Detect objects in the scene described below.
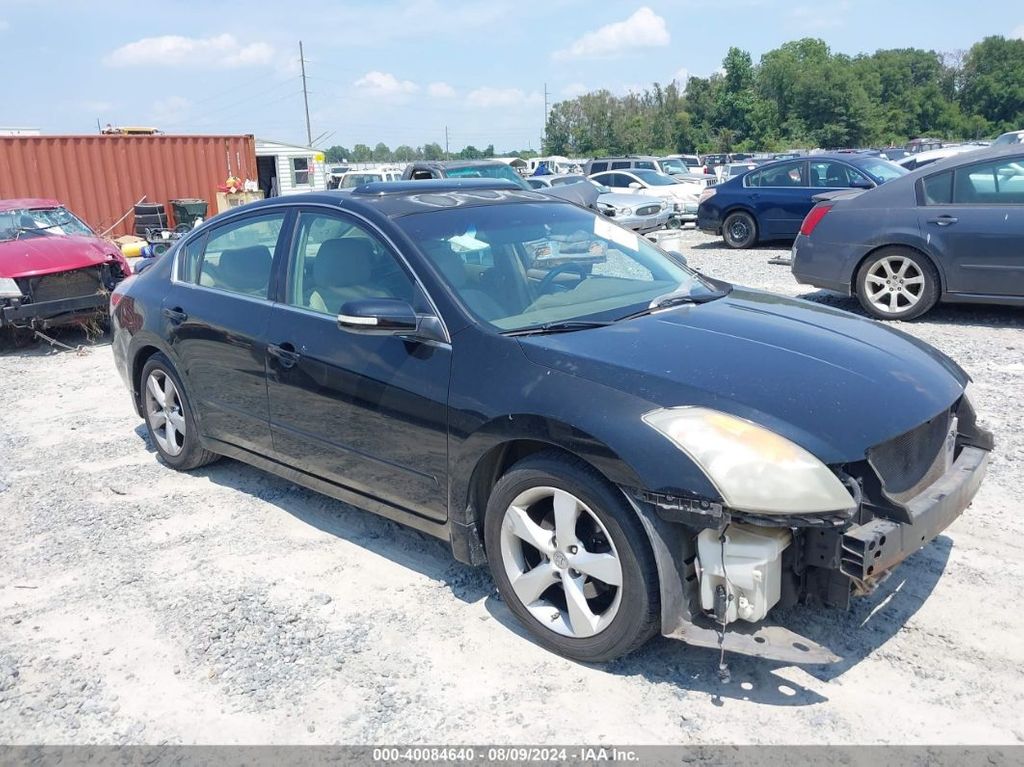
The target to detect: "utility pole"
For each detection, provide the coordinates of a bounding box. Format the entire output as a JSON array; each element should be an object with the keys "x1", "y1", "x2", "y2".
[
  {"x1": 444, "y1": 126, "x2": 450, "y2": 160},
  {"x1": 299, "y1": 41, "x2": 312, "y2": 146},
  {"x1": 542, "y1": 82, "x2": 549, "y2": 153}
]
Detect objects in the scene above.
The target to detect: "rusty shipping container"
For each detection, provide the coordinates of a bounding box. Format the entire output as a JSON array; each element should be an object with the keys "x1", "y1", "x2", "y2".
[{"x1": 0, "y1": 134, "x2": 257, "y2": 236}]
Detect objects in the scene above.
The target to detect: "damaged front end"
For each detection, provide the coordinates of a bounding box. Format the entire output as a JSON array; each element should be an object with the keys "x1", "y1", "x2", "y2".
[
  {"x1": 630, "y1": 391, "x2": 992, "y2": 665},
  {"x1": 0, "y1": 262, "x2": 127, "y2": 331}
]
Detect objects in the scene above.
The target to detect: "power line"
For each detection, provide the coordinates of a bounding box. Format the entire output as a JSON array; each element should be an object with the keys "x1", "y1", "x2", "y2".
[{"x1": 299, "y1": 41, "x2": 312, "y2": 146}]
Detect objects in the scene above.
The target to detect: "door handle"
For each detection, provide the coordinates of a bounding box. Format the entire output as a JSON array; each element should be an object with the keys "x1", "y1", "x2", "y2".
[
  {"x1": 268, "y1": 342, "x2": 301, "y2": 369},
  {"x1": 927, "y1": 215, "x2": 958, "y2": 226},
  {"x1": 162, "y1": 307, "x2": 188, "y2": 324}
]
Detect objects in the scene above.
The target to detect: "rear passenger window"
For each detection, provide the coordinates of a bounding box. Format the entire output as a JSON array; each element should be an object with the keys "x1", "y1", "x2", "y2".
[
  {"x1": 635, "y1": 161, "x2": 656, "y2": 170},
  {"x1": 190, "y1": 213, "x2": 285, "y2": 298},
  {"x1": 921, "y1": 171, "x2": 953, "y2": 205},
  {"x1": 611, "y1": 161, "x2": 630, "y2": 170},
  {"x1": 589, "y1": 162, "x2": 608, "y2": 173}
]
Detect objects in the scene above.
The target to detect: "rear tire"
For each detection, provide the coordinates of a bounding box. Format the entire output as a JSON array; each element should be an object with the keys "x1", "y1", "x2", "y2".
[
  {"x1": 140, "y1": 353, "x2": 220, "y2": 470},
  {"x1": 722, "y1": 211, "x2": 758, "y2": 249},
  {"x1": 483, "y1": 451, "x2": 660, "y2": 663},
  {"x1": 855, "y1": 247, "x2": 939, "y2": 320}
]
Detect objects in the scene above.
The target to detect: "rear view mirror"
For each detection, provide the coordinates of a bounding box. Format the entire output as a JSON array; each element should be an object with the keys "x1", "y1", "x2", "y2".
[
  {"x1": 338, "y1": 298, "x2": 446, "y2": 343},
  {"x1": 668, "y1": 250, "x2": 689, "y2": 267},
  {"x1": 628, "y1": 182, "x2": 643, "y2": 190},
  {"x1": 849, "y1": 178, "x2": 874, "y2": 189}
]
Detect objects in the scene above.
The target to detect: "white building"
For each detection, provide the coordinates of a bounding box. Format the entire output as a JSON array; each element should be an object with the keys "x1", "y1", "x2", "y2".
[{"x1": 255, "y1": 139, "x2": 328, "y2": 197}]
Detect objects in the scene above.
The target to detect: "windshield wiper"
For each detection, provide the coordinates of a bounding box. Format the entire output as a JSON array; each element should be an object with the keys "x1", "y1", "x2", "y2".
[
  {"x1": 502, "y1": 320, "x2": 612, "y2": 337},
  {"x1": 616, "y1": 289, "x2": 729, "y2": 322}
]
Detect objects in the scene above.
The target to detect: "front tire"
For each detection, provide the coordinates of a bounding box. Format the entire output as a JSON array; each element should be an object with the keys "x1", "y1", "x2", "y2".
[
  {"x1": 140, "y1": 353, "x2": 220, "y2": 470},
  {"x1": 483, "y1": 452, "x2": 660, "y2": 663},
  {"x1": 722, "y1": 211, "x2": 758, "y2": 249},
  {"x1": 855, "y1": 247, "x2": 939, "y2": 320}
]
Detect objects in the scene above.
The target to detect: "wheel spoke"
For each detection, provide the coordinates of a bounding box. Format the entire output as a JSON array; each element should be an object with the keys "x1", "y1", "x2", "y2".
[
  {"x1": 879, "y1": 259, "x2": 895, "y2": 278},
  {"x1": 511, "y1": 562, "x2": 558, "y2": 605},
  {"x1": 164, "y1": 419, "x2": 179, "y2": 448},
  {"x1": 163, "y1": 377, "x2": 177, "y2": 409},
  {"x1": 865, "y1": 274, "x2": 886, "y2": 286},
  {"x1": 150, "y1": 411, "x2": 167, "y2": 428},
  {"x1": 903, "y1": 275, "x2": 924, "y2": 285},
  {"x1": 552, "y1": 490, "x2": 579, "y2": 546},
  {"x1": 562, "y1": 573, "x2": 599, "y2": 637},
  {"x1": 505, "y1": 505, "x2": 554, "y2": 554},
  {"x1": 888, "y1": 291, "x2": 899, "y2": 311},
  {"x1": 571, "y1": 550, "x2": 621, "y2": 586},
  {"x1": 167, "y1": 410, "x2": 186, "y2": 433},
  {"x1": 899, "y1": 288, "x2": 919, "y2": 304},
  {"x1": 894, "y1": 259, "x2": 909, "y2": 277},
  {"x1": 147, "y1": 375, "x2": 166, "y2": 407}
]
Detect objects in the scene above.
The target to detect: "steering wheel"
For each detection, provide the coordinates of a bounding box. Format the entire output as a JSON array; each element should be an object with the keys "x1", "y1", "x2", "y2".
[{"x1": 536, "y1": 262, "x2": 589, "y2": 295}]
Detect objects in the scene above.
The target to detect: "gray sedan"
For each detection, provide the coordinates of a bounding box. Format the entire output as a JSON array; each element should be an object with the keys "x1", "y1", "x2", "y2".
[{"x1": 791, "y1": 145, "x2": 1024, "y2": 320}]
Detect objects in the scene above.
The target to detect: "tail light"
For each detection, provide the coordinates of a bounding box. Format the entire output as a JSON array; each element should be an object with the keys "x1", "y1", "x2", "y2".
[
  {"x1": 800, "y1": 204, "x2": 832, "y2": 236},
  {"x1": 699, "y1": 187, "x2": 717, "y2": 204}
]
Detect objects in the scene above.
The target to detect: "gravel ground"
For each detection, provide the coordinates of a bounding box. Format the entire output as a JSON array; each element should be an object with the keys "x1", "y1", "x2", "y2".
[{"x1": 1, "y1": 228, "x2": 1023, "y2": 745}]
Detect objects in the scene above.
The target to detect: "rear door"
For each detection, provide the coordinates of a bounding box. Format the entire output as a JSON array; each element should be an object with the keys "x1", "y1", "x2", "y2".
[
  {"x1": 264, "y1": 207, "x2": 452, "y2": 521},
  {"x1": 163, "y1": 209, "x2": 290, "y2": 454},
  {"x1": 917, "y1": 156, "x2": 1024, "y2": 296},
  {"x1": 745, "y1": 160, "x2": 810, "y2": 238}
]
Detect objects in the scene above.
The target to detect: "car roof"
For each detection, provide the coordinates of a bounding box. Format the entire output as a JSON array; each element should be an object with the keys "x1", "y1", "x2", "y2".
[
  {"x1": 0, "y1": 198, "x2": 62, "y2": 212},
  {"x1": 210, "y1": 179, "x2": 561, "y2": 221},
  {"x1": 407, "y1": 159, "x2": 509, "y2": 169}
]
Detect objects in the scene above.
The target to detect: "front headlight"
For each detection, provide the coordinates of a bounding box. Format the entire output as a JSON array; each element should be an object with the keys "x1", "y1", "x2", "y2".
[
  {"x1": 616, "y1": 206, "x2": 633, "y2": 216},
  {"x1": 0, "y1": 277, "x2": 23, "y2": 299},
  {"x1": 643, "y1": 407, "x2": 854, "y2": 514}
]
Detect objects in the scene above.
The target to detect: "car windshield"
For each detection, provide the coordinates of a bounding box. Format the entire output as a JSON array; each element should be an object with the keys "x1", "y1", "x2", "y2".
[
  {"x1": 549, "y1": 175, "x2": 585, "y2": 187},
  {"x1": 445, "y1": 164, "x2": 531, "y2": 189},
  {"x1": 0, "y1": 206, "x2": 93, "y2": 241},
  {"x1": 396, "y1": 202, "x2": 716, "y2": 332},
  {"x1": 631, "y1": 170, "x2": 678, "y2": 186},
  {"x1": 341, "y1": 173, "x2": 383, "y2": 188},
  {"x1": 856, "y1": 159, "x2": 908, "y2": 183},
  {"x1": 660, "y1": 159, "x2": 686, "y2": 174}
]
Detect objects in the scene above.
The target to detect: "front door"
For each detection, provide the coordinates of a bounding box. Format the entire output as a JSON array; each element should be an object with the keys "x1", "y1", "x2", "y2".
[
  {"x1": 162, "y1": 209, "x2": 289, "y2": 454},
  {"x1": 265, "y1": 208, "x2": 452, "y2": 521},
  {"x1": 749, "y1": 160, "x2": 810, "y2": 238}
]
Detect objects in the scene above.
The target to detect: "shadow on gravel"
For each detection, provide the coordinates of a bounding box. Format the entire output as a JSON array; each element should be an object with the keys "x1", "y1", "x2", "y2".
[
  {"x1": 0, "y1": 325, "x2": 111, "y2": 356},
  {"x1": 798, "y1": 290, "x2": 1024, "y2": 329},
  {"x1": 131, "y1": 423, "x2": 495, "y2": 605},
  {"x1": 689, "y1": 240, "x2": 792, "y2": 251}
]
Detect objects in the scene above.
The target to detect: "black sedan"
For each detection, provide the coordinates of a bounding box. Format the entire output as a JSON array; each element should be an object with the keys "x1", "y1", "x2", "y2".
[
  {"x1": 110, "y1": 179, "x2": 990, "y2": 665},
  {"x1": 792, "y1": 146, "x2": 1024, "y2": 320},
  {"x1": 697, "y1": 154, "x2": 907, "y2": 248}
]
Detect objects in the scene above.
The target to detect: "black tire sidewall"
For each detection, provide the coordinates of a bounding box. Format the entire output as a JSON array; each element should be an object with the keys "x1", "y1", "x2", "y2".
[
  {"x1": 723, "y1": 211, "x2": 757, "y2": 249},
  {"x1": 139, "y1": 353, "x2": 205, "y2": 469},
  {"x1": 483, "y1": 453, "x2": 659, "y2": 663},
  {"x1": 856, "y1": 247, "x2": 939, "y2": 321}
]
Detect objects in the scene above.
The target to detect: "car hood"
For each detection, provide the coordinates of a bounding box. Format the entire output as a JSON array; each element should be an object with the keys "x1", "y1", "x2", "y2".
[
  {"x1": 654, "y1": 185, "x2": 700, "y2": 202},
  {"x1": 517, "y1": 288, "x2": 967, "y2": 463},
  {"x1": 0, "y1": 234, "x2": 120, "y2": 279},
  {"x1": 598, "y1": 193, "x2": 666, "y2": 209}
]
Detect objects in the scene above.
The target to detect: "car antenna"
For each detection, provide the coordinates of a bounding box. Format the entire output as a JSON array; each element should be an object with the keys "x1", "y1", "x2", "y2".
[{"x1": 714, "y1": 523, "x2": 733, "y2": 684}]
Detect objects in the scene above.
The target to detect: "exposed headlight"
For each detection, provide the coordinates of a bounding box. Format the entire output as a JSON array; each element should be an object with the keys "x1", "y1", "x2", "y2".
[
  {"x1": 642, "y1": 407, "x2": 855, "y2": 515},
  {"x1": 0, "y1": 277, "x2": 23, "y2": 299},
  {"x1": 616, "y1": 206, "x2": 633, "y2": 216}
]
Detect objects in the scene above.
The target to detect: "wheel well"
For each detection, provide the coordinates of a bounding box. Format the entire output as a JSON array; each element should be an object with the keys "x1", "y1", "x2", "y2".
[
  {"x1": 851, "y1": 244, "x2": 944, "y2": 296},
  {"x1": 131, "y1": 345, "x2": 161, "y2": 411}
]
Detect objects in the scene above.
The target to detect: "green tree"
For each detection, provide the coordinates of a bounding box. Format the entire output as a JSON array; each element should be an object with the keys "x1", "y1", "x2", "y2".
[
  {"x1": 351, "y1": 144, "x2": 372, "y2": 162},
  {"x1": 323, "y1": 145, "x2": 351, "y2": 163},
  {"x1": 422, "y1": 142, "x2": 445, "y2": 160},
  {"x1": 960, "y1": 36, "x2": 1024, "y2": 130},
  {"x1": 372, "y1": 142, "x2": 392, "y2": 162}
]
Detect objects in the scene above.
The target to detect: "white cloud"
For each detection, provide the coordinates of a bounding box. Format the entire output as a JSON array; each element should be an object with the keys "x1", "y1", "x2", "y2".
[
  {"x1": 354, "y1": 71, "x2": 419, "y2": 97},
  {"x1": 151, "y1": 96, "x2": 190, "y2": 125},
  {"x1": 428, "y1": 81, "x2": 456, "y2": 98},
  {"x1": 554, "y1": 7, "x2": 669, "y2": 60},
  {"x1": 466, "y1": 87, "x2": 542, "y2": 108},
  {"x1": 561, "y1": 82, "x2": 589, "y2": 98},
  {"x1": 105, "y1": 34, "x2": 274, "y2": 68}
]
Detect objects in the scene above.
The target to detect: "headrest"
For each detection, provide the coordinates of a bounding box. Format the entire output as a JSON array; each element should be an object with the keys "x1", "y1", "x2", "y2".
[
  {"x1": 217, "y1": 246, "x2": 272, "y2": 293},
  {"x1": 314, "y1": 238, "x2": 375, "y2": 288},
  {"x1": 431, "y1": 248, "x2": 467, "y2": 288}
]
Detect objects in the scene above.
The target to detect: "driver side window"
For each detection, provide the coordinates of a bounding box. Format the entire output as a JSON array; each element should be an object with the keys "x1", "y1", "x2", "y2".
[{"x1": 288, "y1": 212, "x2": 416, "y2": 316}]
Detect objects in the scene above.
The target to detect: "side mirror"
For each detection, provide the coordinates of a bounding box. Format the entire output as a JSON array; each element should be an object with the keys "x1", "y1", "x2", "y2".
[
  {"x1": 668, "y1": 250, "x2": 689, "y2": 267},
  {"x1": 849, "y1": 178, "x2": 874, "y2": 189},
  {"x1": 628, "y1": 182, "x2": 643, "y2": 190},
  {"x1": 338, "y1": 298, "x2": 445, "y2": 343}
]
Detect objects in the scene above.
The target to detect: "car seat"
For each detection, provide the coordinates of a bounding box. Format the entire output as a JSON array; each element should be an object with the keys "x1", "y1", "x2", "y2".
[
  {"x1": 210, "y1": 246, "x2": 272, "y2": 297},
  {"x1": 308, "y1": 238, "x2": 388, "y2": 314},
  {"x1": 431, "y1": 248, "x2": 505, "y2": 321}
]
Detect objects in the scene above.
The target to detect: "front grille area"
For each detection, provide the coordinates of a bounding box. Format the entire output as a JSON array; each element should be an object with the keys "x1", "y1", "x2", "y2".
[
  {"x1": 867, "y1": 409, "x2": 953, "y2": 505},
  {"x1": 636, "y1": 204, "x2": 660, "y2": 216},
  {"x1": 25, "y1": 267, "x2": 104, "y2": 303}
]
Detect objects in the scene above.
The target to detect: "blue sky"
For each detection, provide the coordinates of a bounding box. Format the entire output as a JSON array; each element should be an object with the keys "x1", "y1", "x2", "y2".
[{"x1": 1, "y1": 1, "x2": 1018, "y2": 151}]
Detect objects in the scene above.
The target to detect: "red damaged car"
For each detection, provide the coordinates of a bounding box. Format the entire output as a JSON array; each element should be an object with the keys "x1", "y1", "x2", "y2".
[{"x1": 0, "y1": 199, "x2": 132, "y2": 331}]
